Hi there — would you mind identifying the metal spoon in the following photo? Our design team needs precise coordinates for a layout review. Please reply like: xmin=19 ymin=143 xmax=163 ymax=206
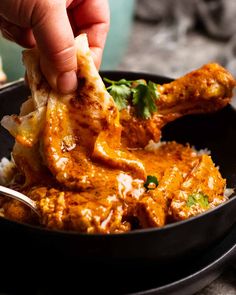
xmin=0 ymin=185 xmax=39 ymax=216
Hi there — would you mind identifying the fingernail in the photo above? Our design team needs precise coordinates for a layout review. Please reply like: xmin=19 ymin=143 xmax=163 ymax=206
xmin=57 ymin=71 xmax=77 ymax=94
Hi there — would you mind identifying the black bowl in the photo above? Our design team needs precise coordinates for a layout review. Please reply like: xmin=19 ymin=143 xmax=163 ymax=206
xmin=0 ymin=72 xmax=236 ymax=268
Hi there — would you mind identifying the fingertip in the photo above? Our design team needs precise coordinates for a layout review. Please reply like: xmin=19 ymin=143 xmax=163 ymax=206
xmin=40 ymin=51 xmax=78 ymax=94
xmin=90 ymin=47 xmax=103 ymax=69
xmin=57 ymin=70 xmax=78 ymax=94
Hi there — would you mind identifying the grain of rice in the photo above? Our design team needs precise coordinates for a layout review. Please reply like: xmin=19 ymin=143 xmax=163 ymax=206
xmin=0 ymin=157 xmax=16 ymax=185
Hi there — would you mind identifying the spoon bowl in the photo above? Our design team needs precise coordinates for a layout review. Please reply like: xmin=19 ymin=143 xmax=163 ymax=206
xmin=0 ymin=185 xmax=39 ymax=216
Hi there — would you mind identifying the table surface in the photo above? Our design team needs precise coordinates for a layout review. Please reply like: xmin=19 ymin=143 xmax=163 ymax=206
xmin=118 ymin=19 xmax=236 ymax=295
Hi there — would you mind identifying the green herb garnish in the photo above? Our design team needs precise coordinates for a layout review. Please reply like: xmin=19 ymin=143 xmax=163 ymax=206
xmin=104 ymin=77 xmax=160 ymax=119
xmin=104 ymin=78 xmax=131 ymax=111
xmin=132 ymin=81 xmax=159 ymax=119
xmin=186 ymin=192 xmax=209 ymax=208
xmin=144 ymin=175 xmax=159 ymax=191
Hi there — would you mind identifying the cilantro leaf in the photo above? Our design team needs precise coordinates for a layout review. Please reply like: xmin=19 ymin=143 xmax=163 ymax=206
xmin=104 ymin=78 xmax=131 ymax=87
xmin=186 ymin=192 xmax=209 ymax=208
xmin=132 ymin=84 xmax=149 ymax=117
xmin=108 ymin=84 xmax=131 ymax=111
xmin=144 ymin=175 xmax=159 ymax=191
xmin=104 ymin=78 xmax=132 ymax=111
xmin=104 ymin=77 xmax=160 ymax=118
xmin=147 ymin=81 xmax=160 ymax=112
xmin=132 ymin=80 xmax=159 ymax=119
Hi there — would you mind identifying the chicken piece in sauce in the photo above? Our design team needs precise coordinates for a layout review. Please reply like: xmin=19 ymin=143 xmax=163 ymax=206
xmin=121 ymin=63 xmax=236 ymax=147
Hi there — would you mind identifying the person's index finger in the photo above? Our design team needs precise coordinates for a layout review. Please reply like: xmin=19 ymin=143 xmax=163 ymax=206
xmin=32 ymin=1 xmax=77 ymax=92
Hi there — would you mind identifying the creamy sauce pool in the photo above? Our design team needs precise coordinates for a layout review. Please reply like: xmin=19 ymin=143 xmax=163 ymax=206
xmin=1 ymin=141 xmax=226 ymax=233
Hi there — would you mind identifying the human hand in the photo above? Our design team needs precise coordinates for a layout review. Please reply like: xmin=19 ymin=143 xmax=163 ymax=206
xmin=0 ymin=0 xmax=110 ymax=93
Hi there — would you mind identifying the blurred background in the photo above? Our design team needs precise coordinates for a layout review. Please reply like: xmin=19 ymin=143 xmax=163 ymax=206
xmin=0 ymin=0 xmax=236 ymax=81
xmin=120 ymin=0 xmax=236 ymax=79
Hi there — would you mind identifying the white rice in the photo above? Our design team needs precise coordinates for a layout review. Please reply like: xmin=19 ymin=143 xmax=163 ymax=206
xmin=195 ymin=148 xmax=211 ymax=156
xmin=0 ymin=208 xmax=4 ymax=217
xmin=144 ymin=140 xmax=165 ymax=151
xmin=145 ymin=140 xmax=211 ymax=156
xmin=0 ymin=157 xmax=16 ymax=186
xmin=224 ymin=188 xmax=235 ymax=198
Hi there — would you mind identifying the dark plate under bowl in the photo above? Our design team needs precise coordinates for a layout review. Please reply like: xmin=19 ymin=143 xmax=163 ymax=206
xmin=0 ymin=72 xmax=236 ymax=268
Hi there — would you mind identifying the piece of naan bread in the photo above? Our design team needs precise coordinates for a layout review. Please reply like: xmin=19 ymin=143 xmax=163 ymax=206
xmin=1 ymin=34 xmax=145 ymax=188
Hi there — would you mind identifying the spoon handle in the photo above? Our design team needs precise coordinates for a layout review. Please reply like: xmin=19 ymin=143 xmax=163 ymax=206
xmin=0 ymin=185 xmax=39 ymax=216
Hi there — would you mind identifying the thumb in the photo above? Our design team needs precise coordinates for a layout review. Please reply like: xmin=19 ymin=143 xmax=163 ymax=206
xmin=32 ymin=1 xmax=77 ymax=94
